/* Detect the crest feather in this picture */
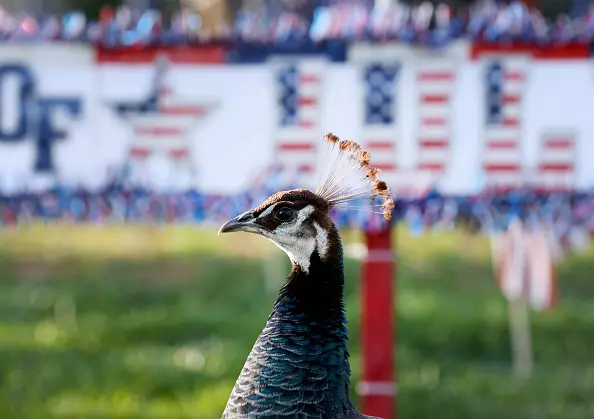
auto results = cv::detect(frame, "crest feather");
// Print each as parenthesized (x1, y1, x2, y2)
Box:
(315, 133, 393, 221)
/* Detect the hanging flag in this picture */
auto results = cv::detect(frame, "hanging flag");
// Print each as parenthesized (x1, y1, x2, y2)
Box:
(361, 61, 400, 186)
(273, 58, 325, 187)
(482, 58, 529, 190)
(493, 220, 558, 311)
(525, 228, 557, 310)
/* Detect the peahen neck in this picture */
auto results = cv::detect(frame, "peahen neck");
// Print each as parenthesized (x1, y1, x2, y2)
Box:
(274, 230, 346, 324)
(269, 231, 352, 408)
(223, 227, 356, 417)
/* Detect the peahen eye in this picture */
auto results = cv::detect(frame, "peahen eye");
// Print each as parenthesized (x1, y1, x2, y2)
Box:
(274, 207, 295, 222)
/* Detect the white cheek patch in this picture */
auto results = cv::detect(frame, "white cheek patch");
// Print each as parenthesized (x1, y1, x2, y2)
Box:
(313, 222, 329, 259)
(271, 205, 316, 273)
(270, 238, 316, 274)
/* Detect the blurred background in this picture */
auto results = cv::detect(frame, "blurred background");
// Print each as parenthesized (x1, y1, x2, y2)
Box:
(1, 0, 594, 418)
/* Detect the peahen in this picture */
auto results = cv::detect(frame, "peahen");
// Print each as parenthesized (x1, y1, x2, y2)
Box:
(218, 133, 394, 418)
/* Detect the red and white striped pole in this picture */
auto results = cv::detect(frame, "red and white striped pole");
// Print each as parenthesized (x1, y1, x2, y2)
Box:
(359, 226, 396, 419)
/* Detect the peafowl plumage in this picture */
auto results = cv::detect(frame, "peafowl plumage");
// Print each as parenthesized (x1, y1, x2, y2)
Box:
(218, 134, 394, 419)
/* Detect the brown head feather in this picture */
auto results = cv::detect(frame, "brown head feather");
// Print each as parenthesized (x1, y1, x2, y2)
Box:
(252, 189, 329, 216)
(358, 150, 372, 167)
(366, 167, 381, 179)
(338, 140, 351, 152)
(324, 132, 340, 145)
(374, 180, 389, 193)
(315, 132, 393, 222)
(381, 198, 395, 221)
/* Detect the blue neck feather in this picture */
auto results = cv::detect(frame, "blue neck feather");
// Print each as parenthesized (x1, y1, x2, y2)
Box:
(223, 231, 356, 418)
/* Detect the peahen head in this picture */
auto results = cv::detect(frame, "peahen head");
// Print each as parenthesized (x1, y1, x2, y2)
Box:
(218, 189, 336, 273)
(218, 134, 394, 274)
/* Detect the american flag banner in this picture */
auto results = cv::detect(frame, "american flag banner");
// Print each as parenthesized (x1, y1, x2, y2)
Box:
(482, 57, 530, 189)
(491, 220, 557, 311)
(273, 58, 325, 186)
(361, 62, 400, 186)
(536, 131, 576, 192)
(415, 60, 456, 177)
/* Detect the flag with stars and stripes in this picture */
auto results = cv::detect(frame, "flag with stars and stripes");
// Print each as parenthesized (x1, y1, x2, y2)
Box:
(491, 220, 557, 311)
(482, 58, 529, 190)
(361, 62, 400, 185)
(273, 59, 325, 186)
(277, 63, 320, 128)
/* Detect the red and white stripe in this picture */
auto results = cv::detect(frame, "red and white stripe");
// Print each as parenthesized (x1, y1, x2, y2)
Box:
(363, 129, 398, 183)
(483, 58, 528, 188)
(128, 116, 198, 160)
(416, 62, 455, 175)
(127, 86, 212, 161)
(274, 60, 325, 178)
(536, 132, 576, 192)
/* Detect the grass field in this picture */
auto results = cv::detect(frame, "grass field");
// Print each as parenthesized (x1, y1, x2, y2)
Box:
(0, 224, 593, 419)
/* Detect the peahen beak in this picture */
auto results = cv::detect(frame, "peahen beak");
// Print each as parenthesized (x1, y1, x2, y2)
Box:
(218, 212, 266, 236)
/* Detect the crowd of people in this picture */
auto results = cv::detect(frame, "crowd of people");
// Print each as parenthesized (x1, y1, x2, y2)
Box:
(0, 1, 592, 47)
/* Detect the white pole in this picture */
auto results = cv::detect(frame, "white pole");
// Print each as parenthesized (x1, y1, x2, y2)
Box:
(508, 296, 533, 379)
(508, 222, 533, 379)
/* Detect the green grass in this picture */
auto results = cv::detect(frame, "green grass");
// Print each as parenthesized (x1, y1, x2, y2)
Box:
(0, 224, 593, 418)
